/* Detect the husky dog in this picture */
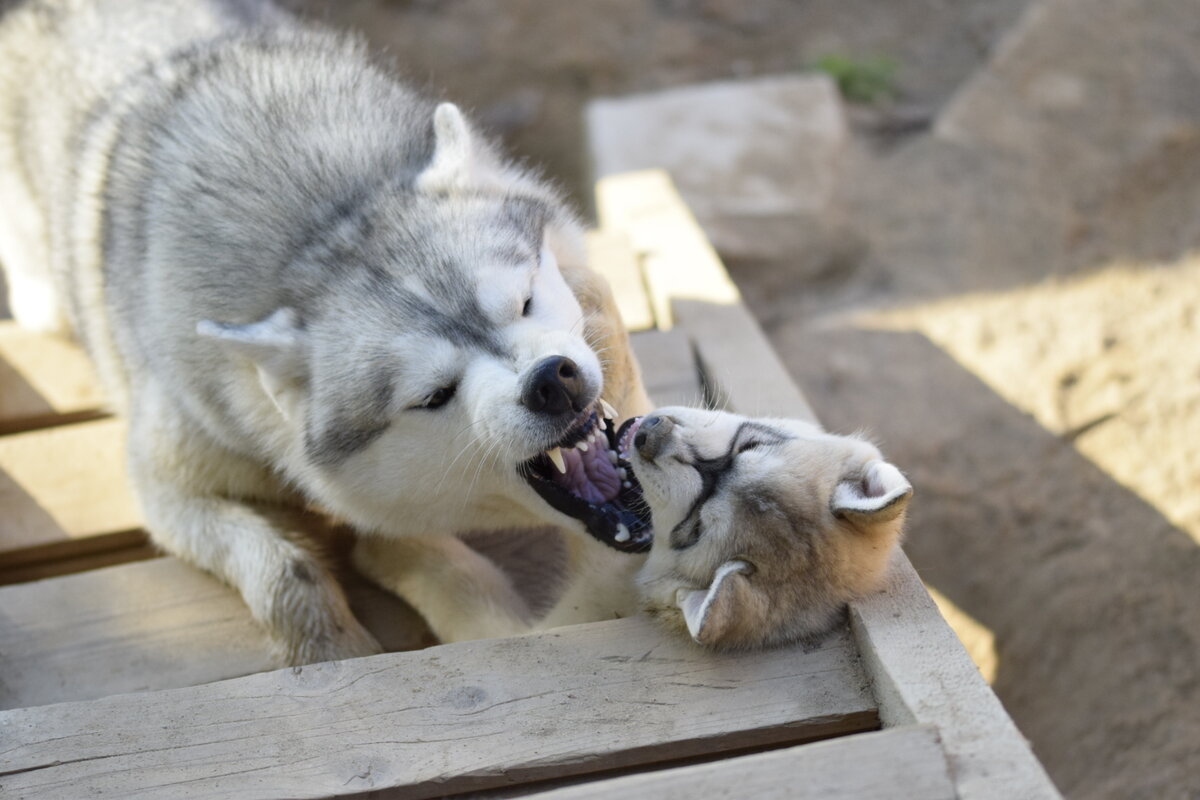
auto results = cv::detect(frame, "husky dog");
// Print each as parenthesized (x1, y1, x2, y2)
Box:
(623, 407, 911, 650)
(0, 0, 655, 663)
(366, 406, 913, 651)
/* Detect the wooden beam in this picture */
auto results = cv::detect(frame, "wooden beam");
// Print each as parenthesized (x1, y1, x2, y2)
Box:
(0, 418, 141, 557)
(0, 556, 432, 711)
(0, 322, 108, 434)
(595, 171, 815, 421)
(849, 556, 1062, 799)
(522, 725, 955, 800)
(0, 618, 877, 798)
(586, 230, 655, 332)
(629, 329, 703, 409)
(595, 170, 740, 331)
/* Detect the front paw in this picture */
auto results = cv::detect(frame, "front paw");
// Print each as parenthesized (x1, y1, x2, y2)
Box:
(281, 621, 383, 666)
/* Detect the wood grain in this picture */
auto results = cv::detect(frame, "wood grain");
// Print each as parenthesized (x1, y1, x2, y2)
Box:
(0, 557, 431, 711)
(629, 328, 704, 409)
(522, 725, 955, 800)
(0, 418, 140, 556)
(0, 322, 108, 434)
(595, 171, 815, 420)
(0, 617, 876, 799)
(850, 556, 1062, 799)
(596, 170, 740, 331)
(586, 230, 655, 332)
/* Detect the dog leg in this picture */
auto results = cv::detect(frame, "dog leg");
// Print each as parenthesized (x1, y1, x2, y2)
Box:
(127, 411, 381, 666)
(354, 535, 533, 643)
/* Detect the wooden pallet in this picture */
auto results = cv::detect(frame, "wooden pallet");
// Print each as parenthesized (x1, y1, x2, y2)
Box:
(0, 172, 1059, 799)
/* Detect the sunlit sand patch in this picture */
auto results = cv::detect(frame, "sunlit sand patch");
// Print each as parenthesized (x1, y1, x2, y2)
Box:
(860, 254, 1200, 545)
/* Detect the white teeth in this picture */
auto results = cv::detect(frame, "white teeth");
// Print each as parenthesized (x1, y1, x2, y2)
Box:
(600, 399, 618, 420)
(547, 447, 566, 474)
(618, 468, 627, 480)
(623, 481, 632, 489)
(608, 450, 619, 465)
(615, 524, 631, 543)
(576, 440, 589, 452)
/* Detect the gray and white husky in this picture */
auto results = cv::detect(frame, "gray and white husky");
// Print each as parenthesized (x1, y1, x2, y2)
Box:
(0, 0, 656, 663)
(0, 0, 910, 661)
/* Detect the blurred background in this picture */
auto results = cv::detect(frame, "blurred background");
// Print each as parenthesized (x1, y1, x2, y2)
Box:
(280, 2, 1199, 797)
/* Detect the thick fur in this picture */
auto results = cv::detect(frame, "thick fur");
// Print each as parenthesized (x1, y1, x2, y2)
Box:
(629, 407, 912, 650)
(0, 0, 651, 663)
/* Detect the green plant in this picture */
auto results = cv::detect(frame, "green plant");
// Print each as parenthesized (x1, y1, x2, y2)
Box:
(812, 54, 898, 104)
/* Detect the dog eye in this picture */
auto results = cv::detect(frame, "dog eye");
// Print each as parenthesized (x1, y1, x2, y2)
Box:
(419, 383, 457, 410)
(522, 296, 533, 317)
(737, 440, 763, 454)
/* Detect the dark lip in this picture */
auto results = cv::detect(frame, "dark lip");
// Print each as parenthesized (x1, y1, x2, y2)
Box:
(519, 414, 652, 553)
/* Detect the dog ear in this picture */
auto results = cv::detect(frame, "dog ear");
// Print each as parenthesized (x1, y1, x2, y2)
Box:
(832, 459, 913, 528)
(417, 102, 474, 192)
(197, 308, 307, 420)
(676, 560, 756, 647)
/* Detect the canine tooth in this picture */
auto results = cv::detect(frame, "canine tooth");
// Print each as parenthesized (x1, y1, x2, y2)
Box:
(615, 524, 631, 543)
(600, 399, 617, 420)
(608, 450, 619, 465)
(576, 440, 589, 452)
(547, 447, 567, 474)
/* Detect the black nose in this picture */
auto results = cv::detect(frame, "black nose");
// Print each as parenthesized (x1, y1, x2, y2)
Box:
(521, 356, 586, 416)
(635, 414, 675, 461)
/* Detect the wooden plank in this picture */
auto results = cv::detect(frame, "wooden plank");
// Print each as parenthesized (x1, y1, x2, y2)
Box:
(0, 557, 432, 711)
(0, 417, 140, 557)
(630, 328, 704, 408)
(522, 725, 955, 800)
(849, 556, 1062, 799)
(596, 170, 740, 331)
(0, 322, 108, 433)
(585, 230, 655, 332)
(0, 618, 877, 799)
(599, 170, 1059, 799)
(595, 170, 815, 420)
(0, 537, 159, 586)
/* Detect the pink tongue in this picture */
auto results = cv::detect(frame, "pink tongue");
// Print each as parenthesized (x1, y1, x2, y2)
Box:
(557, 444, 620, 505)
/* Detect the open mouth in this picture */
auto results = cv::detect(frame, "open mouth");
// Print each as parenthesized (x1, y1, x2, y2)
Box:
(520, 407, 652, 553)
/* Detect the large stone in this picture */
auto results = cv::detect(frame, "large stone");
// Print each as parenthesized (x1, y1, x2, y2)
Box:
(587, 74, 849, 262)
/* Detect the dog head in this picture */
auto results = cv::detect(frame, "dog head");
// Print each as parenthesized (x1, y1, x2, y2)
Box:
(623, 406, 912, 650)
(197, 104, 651, 545)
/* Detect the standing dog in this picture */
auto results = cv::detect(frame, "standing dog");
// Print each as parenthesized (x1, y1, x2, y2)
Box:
(0, 0, 655, 663)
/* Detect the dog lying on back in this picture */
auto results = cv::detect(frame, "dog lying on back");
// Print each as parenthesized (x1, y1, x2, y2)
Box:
(374, 406, 913, 651)
(623, 407, 912, 649)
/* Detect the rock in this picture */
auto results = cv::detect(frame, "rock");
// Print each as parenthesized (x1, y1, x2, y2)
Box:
(587, 74, 849, 262)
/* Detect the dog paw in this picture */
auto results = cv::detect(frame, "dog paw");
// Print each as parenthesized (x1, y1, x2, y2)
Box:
(282, 623, 384, 666)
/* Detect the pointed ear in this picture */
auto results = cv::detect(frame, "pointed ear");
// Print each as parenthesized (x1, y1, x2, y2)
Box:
(417, 102, 474, 192)
(832, 459, 913, 527)
(676, 560, 755, 646)
(197, 308, 307, 419)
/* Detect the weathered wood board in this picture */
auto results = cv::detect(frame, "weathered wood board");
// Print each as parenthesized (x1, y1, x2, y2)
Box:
(0, 618, 877, 799)
(586, 229, 654, 332)
(523, 725, 955, 800)
(0, 322, 108, 434)
(0, 557, 432, 711)
(0, 418, 141, 571)
(630, 328, 703, 409)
